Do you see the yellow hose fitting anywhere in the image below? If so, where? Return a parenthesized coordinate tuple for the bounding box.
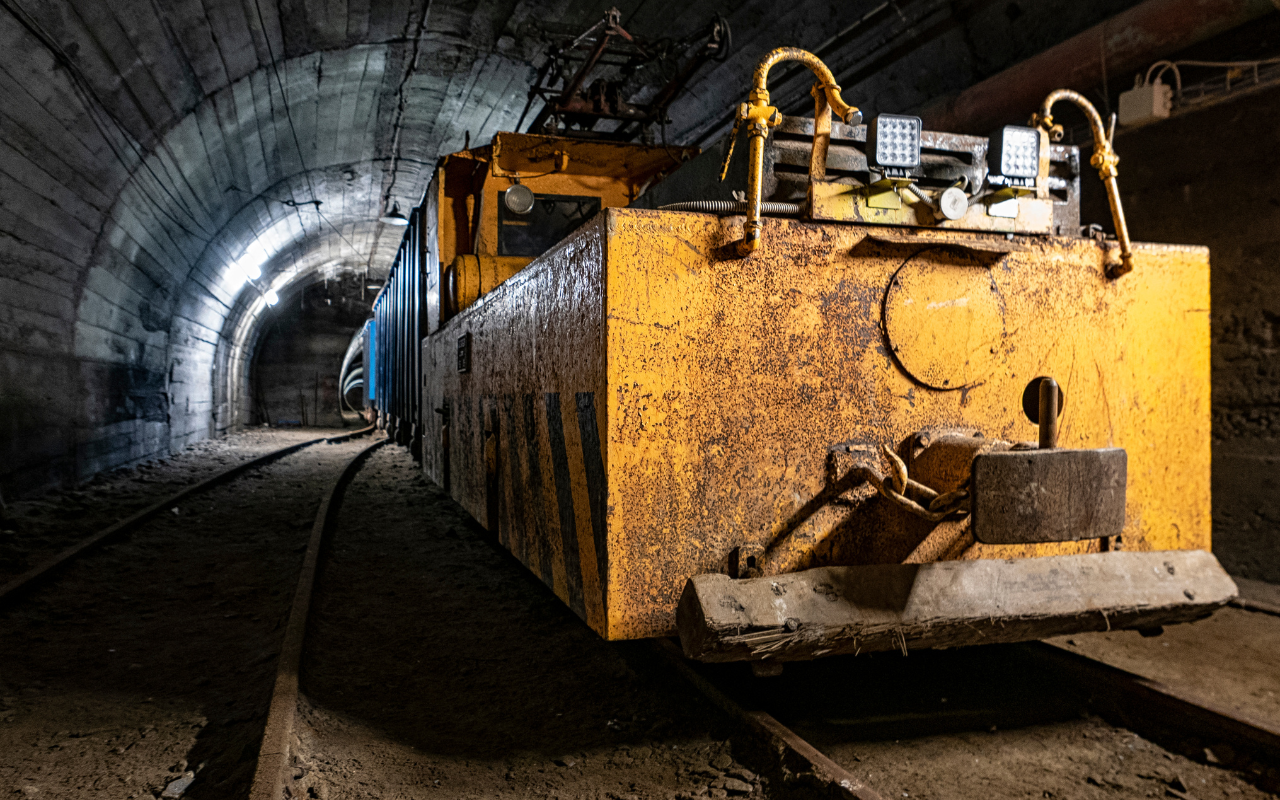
(1034, 89, 1134, 279)
(736, 48, 860, 258)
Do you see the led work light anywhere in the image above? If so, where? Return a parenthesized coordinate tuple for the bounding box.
(987, 125, 1040, 187)
(866, 114, 922, 177)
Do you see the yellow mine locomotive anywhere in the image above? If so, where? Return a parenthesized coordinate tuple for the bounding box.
(383, 49, 1236, 663)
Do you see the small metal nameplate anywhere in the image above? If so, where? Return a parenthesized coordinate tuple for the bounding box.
(457, 332, 471, 374)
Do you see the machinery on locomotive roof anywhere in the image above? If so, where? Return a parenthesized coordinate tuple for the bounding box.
(364, 47, 1236, 664)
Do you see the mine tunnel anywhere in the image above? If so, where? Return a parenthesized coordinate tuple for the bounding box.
(1, 1, 1279, 798)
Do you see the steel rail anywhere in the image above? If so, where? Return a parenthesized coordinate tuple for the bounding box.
(660, 631, 1280, 798)
(1230, 596, 1280, 617)
(0, 428, 372, 606)
(247, 435, 389, 800)
(653, 639, 887, 800)
(1029, 642, 1280, 779)
(322, 424, 377, 444)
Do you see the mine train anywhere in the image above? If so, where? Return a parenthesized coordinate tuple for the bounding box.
(344, 49, 1237, 664)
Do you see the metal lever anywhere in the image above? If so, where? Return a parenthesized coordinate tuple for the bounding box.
(1039, 377, 1060, 449)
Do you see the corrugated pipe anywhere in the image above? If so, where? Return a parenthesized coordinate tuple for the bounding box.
(659, 200, 803, 215)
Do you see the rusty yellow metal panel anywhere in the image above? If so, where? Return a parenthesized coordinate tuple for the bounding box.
(430, 135, 695, 323)
(423, 217, 611, 633)
(603, 209, 1209, 640)
(422, 207, 1210, 643)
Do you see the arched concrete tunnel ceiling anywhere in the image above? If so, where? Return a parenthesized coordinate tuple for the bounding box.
(0, 0, 1153, 493)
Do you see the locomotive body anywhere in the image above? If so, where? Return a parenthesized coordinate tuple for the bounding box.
(371, 52, 1237, 662)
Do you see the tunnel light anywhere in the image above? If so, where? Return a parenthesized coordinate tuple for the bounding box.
(987, 125, 1040, 187)
(504, 184, 535, 215)
(380, 202, 410, 226)
(866, 114, 922, 177)
(265, 290, 279, 306)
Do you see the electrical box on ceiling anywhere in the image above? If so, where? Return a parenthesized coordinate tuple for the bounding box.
(1118, 81, 1172, 127)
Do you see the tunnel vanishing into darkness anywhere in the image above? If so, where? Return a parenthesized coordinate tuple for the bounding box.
(1, 0, 1279, 581)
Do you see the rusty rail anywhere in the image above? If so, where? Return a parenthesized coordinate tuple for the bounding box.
(0, 432, 365, 606)
(247, 435, 388, 800)
(1231, 596, 1280, 617)
(322, 424, 377, 444)
(653, 639, 886, 800)
(1029, 642, 1280, 788)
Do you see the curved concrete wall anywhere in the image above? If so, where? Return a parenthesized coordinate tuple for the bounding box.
(0, 0, 1144, 498)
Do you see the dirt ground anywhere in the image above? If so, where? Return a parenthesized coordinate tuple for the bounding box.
(0, 428, 337, 588)
(820, 716, 1272, 800)
(0, 433, 370, 799)
(2, 430, 1277, 800)
(699, 630, 1278, 800)
(0, 433, 761, 800)
(290, 445, 762, 800)
(1047, 606, 1280, 726)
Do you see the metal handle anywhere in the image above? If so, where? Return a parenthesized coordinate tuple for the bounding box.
(733, 48, 861, 257)
(1031, 90, 1134, 279)
(1039, 377, 1060, 449)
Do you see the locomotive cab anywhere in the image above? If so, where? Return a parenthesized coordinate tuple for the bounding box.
(411, 50, 1236, 664)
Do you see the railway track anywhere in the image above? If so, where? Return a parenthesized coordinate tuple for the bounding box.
(234, 437, 1279, 800)
(247, 435, 387, 800)
(659, 608, 1280, 800)
(7, 433, 1271, 800)
(0, 425, 374, 607)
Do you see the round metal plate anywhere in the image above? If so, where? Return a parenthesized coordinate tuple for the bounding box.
(883, 253, 1006, 390)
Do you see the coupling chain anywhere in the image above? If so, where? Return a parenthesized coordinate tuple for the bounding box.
(856, 445, 971, 523)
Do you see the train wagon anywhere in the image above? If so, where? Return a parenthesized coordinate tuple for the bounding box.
(377, 49, 1235, 663)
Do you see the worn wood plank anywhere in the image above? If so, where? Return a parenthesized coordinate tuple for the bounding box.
(678, 550, 1239, 662)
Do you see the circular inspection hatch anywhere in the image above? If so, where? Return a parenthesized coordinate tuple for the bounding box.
(882, 251, 1007, 390)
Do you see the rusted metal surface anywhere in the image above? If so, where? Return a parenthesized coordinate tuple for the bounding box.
(421, 207, 1212, 642)
(732, 49, 863, 255)
(425, 133, 697, 333)
(423, 217, 611, 633)
(640, 114, 1083, 237)
(1031, 90, 1135, 278)
(1039, 377, 1060, 448)
(444, 254, 531, 315)
(677, 550, 1236, 663)
(918, 0, 1278, 134)
(971, 448, 1127, 544)
(519, 9, 729, 141)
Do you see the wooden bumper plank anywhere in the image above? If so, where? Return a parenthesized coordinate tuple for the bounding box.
(677, 550, 1237, 662)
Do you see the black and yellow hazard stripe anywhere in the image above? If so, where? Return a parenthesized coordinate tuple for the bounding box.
(445, 391, 608, 631)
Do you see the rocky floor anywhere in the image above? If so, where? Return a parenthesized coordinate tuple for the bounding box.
(0, 432, 757, 800)
(1, 430, 1277, 799)
(0, 428, 339, 588)
(0, 433, 369, 799)
(289, 445, 759, 800)
(1047, 606, 1280, 726)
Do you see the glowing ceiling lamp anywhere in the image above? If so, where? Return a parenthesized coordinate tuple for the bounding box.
(379, 202, 409, 226)
(265, 289, 279, 306)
